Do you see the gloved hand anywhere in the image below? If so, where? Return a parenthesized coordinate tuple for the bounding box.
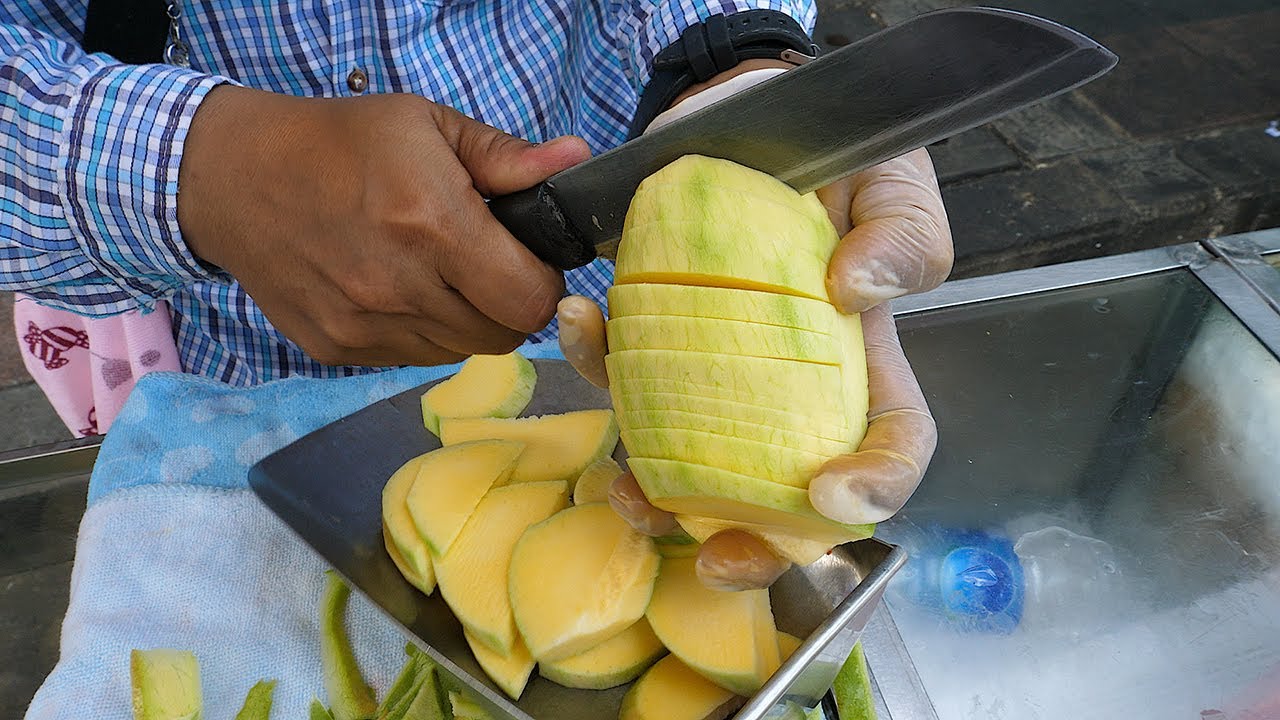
(558, 63, 952, 591)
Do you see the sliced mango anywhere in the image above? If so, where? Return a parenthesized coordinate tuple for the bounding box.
(619, 653, 743, 720)
(420, 352, 536, 436)
(406, 440, 525, 557)
(645, 557, 780, 696)
(448, 691, 494, 720)
(676, 514, 839, 566)
(509, 504, 660, 662)
(611, 389, 850, 441)
(381, 455, 436, 593)
(607, 282, 840, 333)
(130, 649, 202, 720)
(615, 406, 852, 456)
(573, 457, 623, 505)
(435, 481, 569, 654)
(464, 629, 536, 701)
(622, 428, 828, 488)
(538, 618, 666, 690)
(777, 632, 802, 662)
(439, 410, 619, 486)
(607, 315, 841, 364)
(656, 539, 701, 559)
(628, 457, 874, 543)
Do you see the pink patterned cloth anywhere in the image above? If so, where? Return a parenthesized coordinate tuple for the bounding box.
(13, 293, 182, 437)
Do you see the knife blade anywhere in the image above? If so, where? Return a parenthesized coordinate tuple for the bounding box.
(487, 6, 1117, 271)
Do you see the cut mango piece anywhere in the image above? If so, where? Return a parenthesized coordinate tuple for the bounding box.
(622, 428, 828, 488)
(676, 514, 839, 566)
(607, 315, 841, 364)
(605, 350, 846, 417)
(464, 629, 536, 701)
(406, 440, 525, 557)
(448, 691, 494, 720)
(130, 648, 202, 720)
(612, 389, 850, 441)
(777, 632, 802, 662)
(629, 457, 874, 543)
(439, 411, 619, 486)
(573, 457, 623, 505)
(382, 455, 436, 594)
(420, 352, 536, 436)
(435, 481, 569, 654)
(509, 504, 660, 662)
(615, 406, 852, 456)
(619, 654, 743, 720)
(607, 283, 840, 333)
(383, 525, 435, 595)
(656, 539, 701, 559)
(645, 557, 780, 696)
(319, 572, 377, 720)
(538, 618, 666, 690)
(611, 378, 850, 433)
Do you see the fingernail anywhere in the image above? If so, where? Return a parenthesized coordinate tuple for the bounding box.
(696, 531, 789, 592)
(809, 471, 893, 524)
(831, 259, 908, 313)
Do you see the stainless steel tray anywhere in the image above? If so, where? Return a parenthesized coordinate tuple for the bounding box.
(249, 359, 904, 720)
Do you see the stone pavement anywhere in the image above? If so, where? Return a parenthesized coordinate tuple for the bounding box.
(1, 0, 1278, 452)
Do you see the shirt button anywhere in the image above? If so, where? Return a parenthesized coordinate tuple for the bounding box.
(346, 68, 368, 94)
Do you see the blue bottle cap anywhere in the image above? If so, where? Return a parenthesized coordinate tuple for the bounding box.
(936, 531, 1025, 634)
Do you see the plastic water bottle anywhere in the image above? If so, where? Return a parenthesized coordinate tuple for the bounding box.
(880, 521, 1122, 637)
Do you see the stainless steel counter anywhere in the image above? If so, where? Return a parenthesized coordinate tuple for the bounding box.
(3, 230, 1279, 719)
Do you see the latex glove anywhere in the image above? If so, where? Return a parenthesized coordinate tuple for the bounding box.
(179, 87, 590, 367)
(558, 63, 951, 591)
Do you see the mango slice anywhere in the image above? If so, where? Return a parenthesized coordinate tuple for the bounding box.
(448, 691, 494, 720)
(607, 282, 840, 333)
(464, 629, 536, 701)
(645, 557, 780, 696)
(607, 315, 841, 364)
(406, 440, 525, 557)
(615, 406, 852, 456)
(420, 352, 536, 436)
(619, 654, 742, 720)
(622, 428, 829, 488)
(319, 571, 377, 720)
(435, 481, 569, 654)
(628, 457, 874, 543)
(381, 455, 436, 594)
(439, 411, 619, 486)
(611, 389, 850, 440)
(509, 504, 660, 662)
(130, 648, 202, 720)
(777, 632, 802, 662)
(573, 457, 623, 505)
(676, 514, 836, 566)
(538, 618, 666, 690)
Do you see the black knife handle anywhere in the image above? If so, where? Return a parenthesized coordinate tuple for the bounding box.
(488, 185, 597, 271)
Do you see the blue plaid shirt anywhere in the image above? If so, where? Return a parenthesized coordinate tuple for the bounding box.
(1, 0, 815, 385)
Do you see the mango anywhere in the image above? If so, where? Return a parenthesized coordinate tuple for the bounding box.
(618, 654, 742, 720)
(573, 457, 623, 505)
(777, 632, 802, 662)
(537, 618, 666, 690)
(607, 282, 840, 332)
(420, 352, 536, 436)
(621, 428, 829, 488)
(381, 455, 436, 594)
(405, 440, 524, 557)
(611, 378, 850, 432)
(615, 406, 851, 456)
(130, 649, 202, 720)
(676, 514, 838, 566)
(611, 389, 850, 440)
(644, 557, 780, 696)
(464, 629, 536, 701)
(439, 410, 619, 486)
(434, 481, 569, 654)
(509, 504, 660, 662)
(607, 315, 841, 364)
(383, 525, 435, 595)
(448, 691, 494, 720)
(319, 571, 377, 720)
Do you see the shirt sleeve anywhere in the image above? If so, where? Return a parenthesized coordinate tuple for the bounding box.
(0, 12, 238, 318)
(611, 0, 818, 96)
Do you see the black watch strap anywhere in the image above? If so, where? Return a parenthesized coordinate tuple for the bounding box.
(628, 9, 818, 139)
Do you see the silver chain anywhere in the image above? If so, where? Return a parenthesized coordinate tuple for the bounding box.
(163, 0, 191, 68)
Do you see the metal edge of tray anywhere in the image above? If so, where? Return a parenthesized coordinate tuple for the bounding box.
(1203, 228, 1280, 317)
(889, 242, 1198, 316)
(0, 435, 102, 493)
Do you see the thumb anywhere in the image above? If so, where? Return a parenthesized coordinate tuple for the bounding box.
(432, 105, 591, 196)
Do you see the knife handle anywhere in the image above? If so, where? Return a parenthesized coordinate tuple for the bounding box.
(488, 185, 597, 271)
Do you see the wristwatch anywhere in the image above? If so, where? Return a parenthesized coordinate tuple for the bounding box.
(628, 9, 820, 139)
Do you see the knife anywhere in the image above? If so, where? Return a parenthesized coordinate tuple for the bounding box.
(487, 6, 1117, 271)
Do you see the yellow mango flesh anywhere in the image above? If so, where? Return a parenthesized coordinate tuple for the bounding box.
(538, 618, 666, 690)
(607, 315, 841, 364)
(607, 282, 840, 332)
(439, 410, 619, 486)
(435, 481, 569, 654)
(622, 428, 828, 488)
(645, 557, 780, 696)
(612, 389, 850, 441)
(616, 406, 851, 456)
(406, 440, 524, 557)
(610, 378, 850, 432)
(420, 351, 536, 436)
(778, 632, 802, 662)
(508, 504, 660, 662)
(615, 157, 839, 301)
(676, 514, 836, 566)
(381, 455, 436, 592)
(619, 654, 741, 720)
(605, 350, 846, 418)
(629, 457, 874, 542)
(573, 457, 623, 505)
(464, 628, 536, 701)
